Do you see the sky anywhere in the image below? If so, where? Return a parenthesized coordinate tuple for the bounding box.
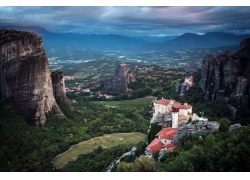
(1, 3, 250, 37)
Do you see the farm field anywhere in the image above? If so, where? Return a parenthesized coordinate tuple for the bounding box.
(95, 96, 156, 108)
(53, 132, 147, 169)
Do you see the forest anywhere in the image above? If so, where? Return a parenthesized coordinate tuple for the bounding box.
(1, 65, 250, 172)
(0, 97, 150, 171)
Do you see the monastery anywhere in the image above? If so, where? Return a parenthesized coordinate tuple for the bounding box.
(176, 76, 194, 96)
(184, 76, 193, 86)
(151, 98, 192, 128)
(145, 127, 177, 159)
(146, 98, 220, 159)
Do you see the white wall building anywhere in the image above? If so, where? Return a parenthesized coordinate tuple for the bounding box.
(151, 98, 192, 128)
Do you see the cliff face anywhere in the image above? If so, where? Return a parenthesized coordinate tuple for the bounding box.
(0, 29, 65, 127)
(105, 63, 136, 92)
(199, 38, 250, 105)
(81, 63, 136, 92)
(51, 71, 74, 112)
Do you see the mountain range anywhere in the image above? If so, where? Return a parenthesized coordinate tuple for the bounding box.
(1, 25, 250, 52)
(142, 32, 250, 51)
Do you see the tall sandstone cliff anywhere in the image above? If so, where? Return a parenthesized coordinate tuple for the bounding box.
(104, 63, 136, 92)
(51, 71, 74, 112)
(82, 63, 136, 92)
(199, 38, 250, 106)
(0, 29, 70, 127)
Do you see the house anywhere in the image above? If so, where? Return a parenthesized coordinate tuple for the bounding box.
(64, 76, 75, 80)
(145, 139, 164, 158)
(65, 87, 74, 92)
(155, 127, 177, 144)
(82, 89, 90, 93)
(104, 94, 113, 99)
(145, 127, 177, 158)
(150, 98, 192, 128)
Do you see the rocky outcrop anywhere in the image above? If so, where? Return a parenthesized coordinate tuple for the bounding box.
(81, 63, 136, 92)
(175, 83, 181, 92)
(199, 53, 216, 100)
(229, 123, 241, 131)
(180, 81, 192, 95)
(199, 38, 250, 106)
(51, 71, 74, 112)
(185, 66, 200, 77)
(104, 63, 136, 92)
(173, 121, 220, 144)
(228, 105, 237, 120)
(191, 113, 208, 122)
(176, 76, 194, 95)
(0, 29, 66, 127)
(234, 76, 247, 103)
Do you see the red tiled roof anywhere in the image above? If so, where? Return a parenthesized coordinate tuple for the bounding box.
(146, 139, 164, 152)
(179, 104, 192, 109)
(155, 99, 171, 106)
(156, 127, 178, 140)
(163, 144, 177, 150)
(172, 102, 181, 108)
(155, 98, 192, 111)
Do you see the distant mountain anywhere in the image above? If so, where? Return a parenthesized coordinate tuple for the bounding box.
(0, 25, 52, 36)
(2, 25, 248, 52)
(0, 25, 149, 51)
(48, 33, 149, 51)
(135, 35, 178, 43)
(141, 32, 250, 51)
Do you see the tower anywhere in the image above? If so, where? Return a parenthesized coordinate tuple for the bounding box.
(172, 111, 179, 128)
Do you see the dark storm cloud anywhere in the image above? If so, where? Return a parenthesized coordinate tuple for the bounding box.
(0, 6, 250, 36)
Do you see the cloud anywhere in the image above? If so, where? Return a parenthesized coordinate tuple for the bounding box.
(0, 6, 250, 36)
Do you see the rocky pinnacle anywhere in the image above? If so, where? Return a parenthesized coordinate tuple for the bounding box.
(0, 29, 66, 127)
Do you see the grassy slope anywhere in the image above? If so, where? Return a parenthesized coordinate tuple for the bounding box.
(53, 132, 147, 169)
(95, 96, 156, 108)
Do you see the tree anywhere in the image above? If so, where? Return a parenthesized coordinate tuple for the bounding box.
(117, 156, 157, 172)
(133, 156, 157, 172)
(116, 161, 135, 172)
(148, 123, 162, 144)
(218, 117, 231, 132)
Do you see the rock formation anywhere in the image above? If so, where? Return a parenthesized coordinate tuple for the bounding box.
(229, 123, 241, 131)
(175, 83, 181, 92)
(176, 76, 194, 95)
(185, 66, 200, 77)
(102, 63, 136, 92)
(81, 63, 136, 92)
(228, 105, 237, 120)
(199, 38, 250, 106)
(191, 113, 208, 122)
(51, 71, 74, 112)
(0, 29, 66, 127)
(173, 121, 220, 144)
